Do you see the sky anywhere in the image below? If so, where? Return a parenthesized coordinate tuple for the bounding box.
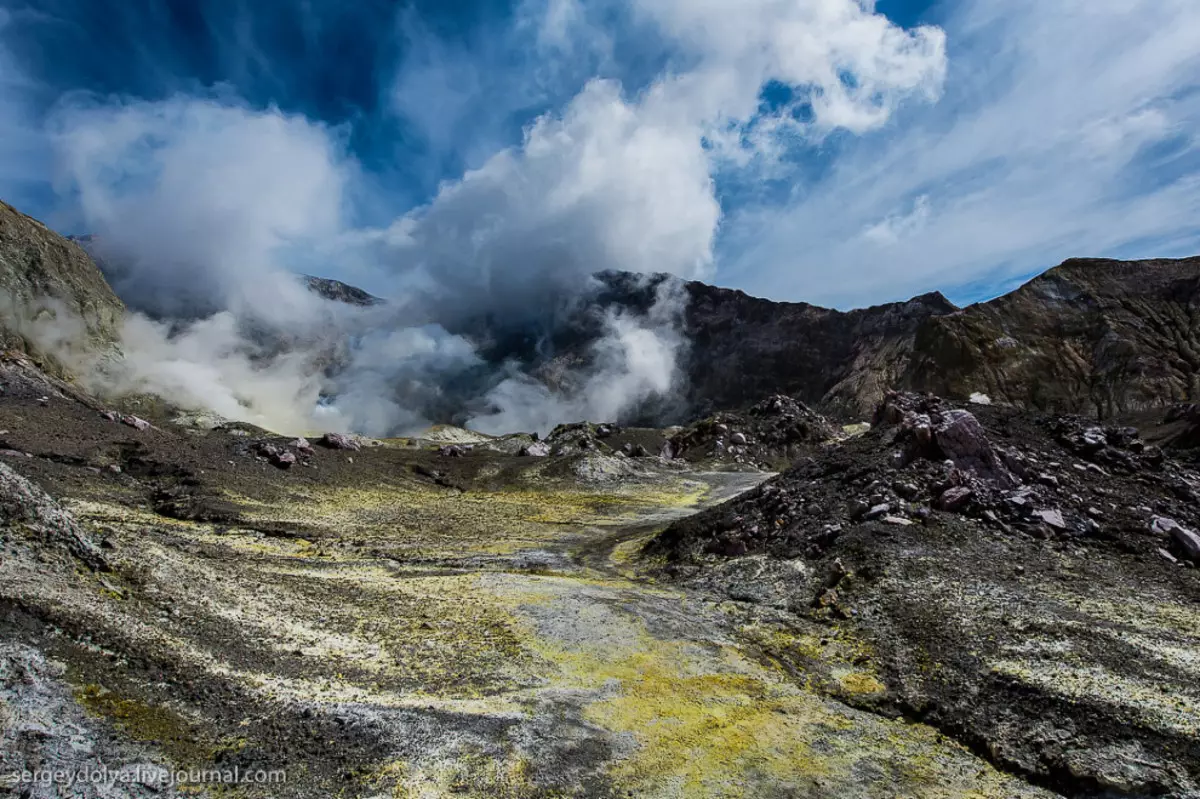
(1, 0, 1199, 310)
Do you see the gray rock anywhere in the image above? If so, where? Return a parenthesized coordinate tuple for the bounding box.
(731, 432, 748, 446)
(1037, 472, 1060, 488)
(520, 441, 552, 457)
(1081, 427, 1108, 451)
(1151, 516, 1200, 563)
(1033, 509, 1067, 530)
(319, 432, 361, 451)
(934, 410, 1016, 487)
(864, 503, 891, 521)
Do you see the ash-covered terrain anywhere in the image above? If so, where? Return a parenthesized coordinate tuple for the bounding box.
(3, 199, 1200, 798)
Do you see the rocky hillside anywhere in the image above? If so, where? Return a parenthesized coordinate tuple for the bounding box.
(594, 257, 1200, 421)
(649, 391, 1200, 797)
(580, 270, 958, 421)
(0, 202, 124, 378)
(903, 257, 1200, 418)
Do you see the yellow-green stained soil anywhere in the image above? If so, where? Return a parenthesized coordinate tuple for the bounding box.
(1, 395, 1057, 798)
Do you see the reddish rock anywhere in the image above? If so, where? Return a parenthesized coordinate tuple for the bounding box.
(319, 432, 361, 451)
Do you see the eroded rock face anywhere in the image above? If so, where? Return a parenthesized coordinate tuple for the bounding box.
(0, 202, 124, 378)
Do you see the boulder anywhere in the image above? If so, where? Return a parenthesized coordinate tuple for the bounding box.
(1151, 516, 1200, 563)
(520, 441, 552, 458)
(1033, 509, 1067, 530)
(934, 410, 1015, 487)
(936, 486, 974, 512)
(319, 432, 361, 451)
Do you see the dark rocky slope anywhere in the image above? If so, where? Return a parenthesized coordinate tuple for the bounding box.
(598, 256, 1200, 421)
(648, 392, 1200, 797)
(16, 200, 1200, 429)
(582, 270, 959, 420)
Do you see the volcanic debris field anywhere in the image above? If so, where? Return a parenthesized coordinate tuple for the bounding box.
(1, 348, 1198, 798)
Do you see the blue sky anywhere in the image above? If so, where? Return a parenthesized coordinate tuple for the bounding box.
(2, 0, 1198, 310)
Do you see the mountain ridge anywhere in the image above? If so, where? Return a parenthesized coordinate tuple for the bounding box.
(6, 201, 1200, 425)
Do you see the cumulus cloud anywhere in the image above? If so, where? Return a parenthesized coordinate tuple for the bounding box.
(725, 0, 1200, 309)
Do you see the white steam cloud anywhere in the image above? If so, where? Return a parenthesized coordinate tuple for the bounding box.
(27, 0, 946, 435)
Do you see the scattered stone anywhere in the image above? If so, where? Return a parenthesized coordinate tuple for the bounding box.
(1033, 509, 1067, 530)
(864, 503, 891, 521)
(882, 516, 913, 526)
(1080, 427, 1107, 452)
(291, 437, 314, 456)
(1158, 548, 1179, 565)
(1037, 473, 1060, 488)
(731, 432, 748, 445)
(121, 415, 150, 431)
(968, 392, 992, 405)
(438, 445, 472, 457)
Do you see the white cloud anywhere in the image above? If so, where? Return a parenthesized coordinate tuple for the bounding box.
(723, 0, 1200, 308)
(862, 195, 930, 244)
(630, 0, 946, 138)
(48, 96, 352, 322)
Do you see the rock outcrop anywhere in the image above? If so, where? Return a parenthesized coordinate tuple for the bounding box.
(0, 202, 124, 378)
(303, 275, 383, 307)
(903, 257, 1200, 418)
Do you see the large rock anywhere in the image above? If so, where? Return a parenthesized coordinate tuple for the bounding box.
(1152, 516, 1200, 563)
(0, 202, 124, 378)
